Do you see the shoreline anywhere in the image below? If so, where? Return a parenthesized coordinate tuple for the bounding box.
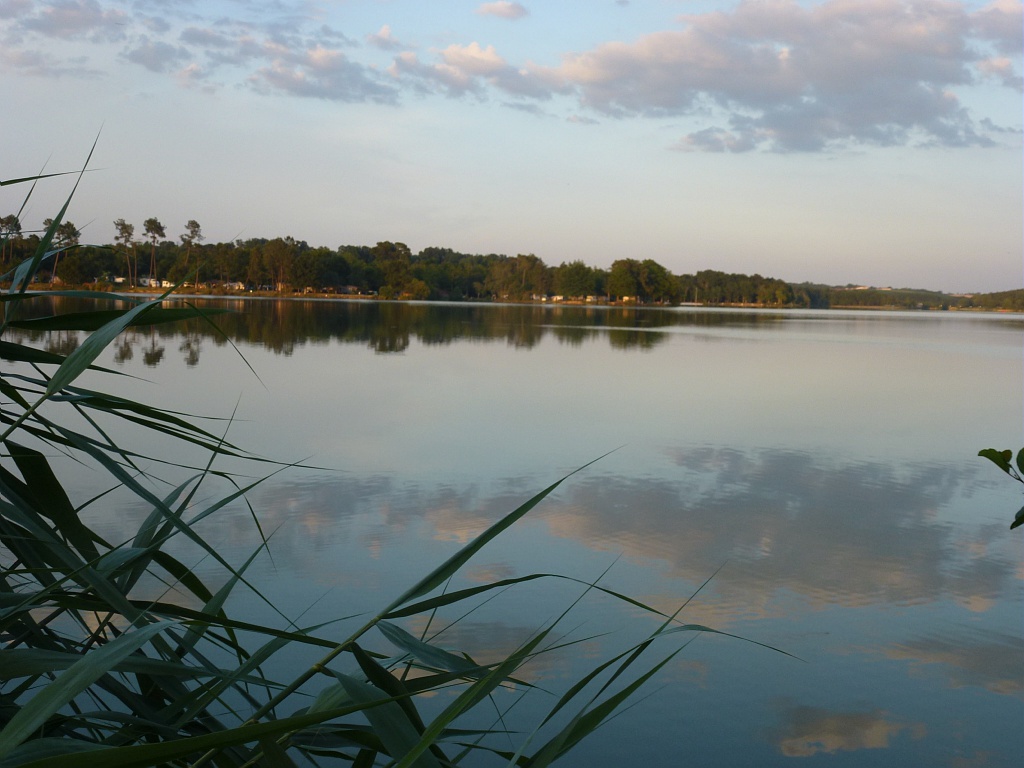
(14, 283, 1023, 313)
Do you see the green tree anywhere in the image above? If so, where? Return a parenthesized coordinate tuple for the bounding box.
(42, 218, 80, 283)
(262, 237, 295, 290)
(143, 216, 166, 284)
(180, 219, 204, 286)
(372, 241, 412, 296)
(113, 218, 136, 286)
(607, 259, 640, 301)
(555, 260, 596, 299)
(513, 253, 551, 297)
(638, 259, 675, 303)
(56, 249, 90, 285)
(0, 213, 21, 265)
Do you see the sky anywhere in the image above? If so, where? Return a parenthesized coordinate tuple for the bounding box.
(1, 0, 1021, 293)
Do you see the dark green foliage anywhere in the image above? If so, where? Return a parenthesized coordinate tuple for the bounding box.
(5, 209, 1020, 309)
(978, 448, 1024, 529)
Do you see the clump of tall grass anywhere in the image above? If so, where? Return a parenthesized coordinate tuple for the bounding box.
(0, 149, 768, 767)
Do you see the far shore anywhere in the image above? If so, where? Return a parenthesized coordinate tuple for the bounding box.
(12, 282, 1022, 313)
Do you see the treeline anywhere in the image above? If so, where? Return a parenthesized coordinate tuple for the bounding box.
(1, 215, 1020, 309)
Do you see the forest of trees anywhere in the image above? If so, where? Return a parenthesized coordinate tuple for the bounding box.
(1, 213, 1020, 310)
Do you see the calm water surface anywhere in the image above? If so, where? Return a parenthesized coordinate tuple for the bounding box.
(30, 300, 1024, 766)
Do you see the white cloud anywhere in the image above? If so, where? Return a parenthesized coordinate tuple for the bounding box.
(475, 2, 529, 21)
(251, 45, 398, 103)
(367, 24, 402, 51)
(390, 42, 556, 100)
(534, 0, 1020, 151)
(440, 41, 506, 76)
(0, 0, 1015, 152)
(175, 62, 213, 91)
(976, 55, 1024, 88)
(970, 0, 1023, 55)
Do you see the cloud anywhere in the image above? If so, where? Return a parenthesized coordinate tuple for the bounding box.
(970, 0, 1024, 55)
(19, 0, 126, 42)
(534, 0, 1015, 151)
(389, 42, 554, 99)
(123, 36, 189, 73)
(0, 0, 31, 20)
(180, 26, 233, 50)
(175, 62, 214, 91)
(475, 2, 529, 21)
(771, 706, 924, 757)
(884, 632, 1024, 696)
(378, 0, 1016, 151)
(674, 127, 759, 153)
(366, 23, 402, 51)
(0, 46, 101, 77)
(976, 55, 1024, 89)
(537, 447, 1017, 609)
(1, 0, 1015, 150)
(251, 45, 398, 103)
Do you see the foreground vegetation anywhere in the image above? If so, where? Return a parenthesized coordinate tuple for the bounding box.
(0, 160, 780, 765)
(3, 214, 1019, 310)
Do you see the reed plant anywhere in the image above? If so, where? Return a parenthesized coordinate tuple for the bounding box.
(0, 151, 768, 767)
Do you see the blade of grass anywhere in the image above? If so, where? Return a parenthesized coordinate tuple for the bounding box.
(0, 620, 175, 758)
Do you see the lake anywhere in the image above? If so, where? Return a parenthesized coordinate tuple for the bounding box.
(22, 299, 1024, 766)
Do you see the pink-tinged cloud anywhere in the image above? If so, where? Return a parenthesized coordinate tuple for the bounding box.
(19, 0, 126, 42)
(476, 2, 529, 21)
(536, 0, 1018, 150)
(970, 0, 1024, 54)
(390, 42, 557, 99)
(251, 45, 398, 103)
(367, 24, 402, 51)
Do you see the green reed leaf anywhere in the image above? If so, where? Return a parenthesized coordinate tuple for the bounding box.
(0, 620, 175, 758)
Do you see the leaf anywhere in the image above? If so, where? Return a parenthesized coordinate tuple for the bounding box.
(392, 631, 549, 768)
(0, 171, 83, 187)
(978, 448, 1013, 475)
(0, 738, 109, 768)
(3, 441, 99, 561)
(0, 701, 394, 768)
(335, 673, 443, 768)
(0, 620, 175, 758)
(1016, 448, 1024, 476)
(0, 341, 68, 367)
(257, 736, 299, 768)
(1012, 505, 1024, 530)
(377, 622, 478, 675)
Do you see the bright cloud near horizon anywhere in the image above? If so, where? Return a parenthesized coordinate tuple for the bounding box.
(1, 0, 1021, 292)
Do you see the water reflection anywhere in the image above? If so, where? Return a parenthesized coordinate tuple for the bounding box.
(202, 445, 1020, 635)
(6, 297, 904, 362)
(884, 631, 1024, 696)
(9, 297, 1022, 766)
(541, 448, 1016, 610)
(771, 705, 925, 757)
